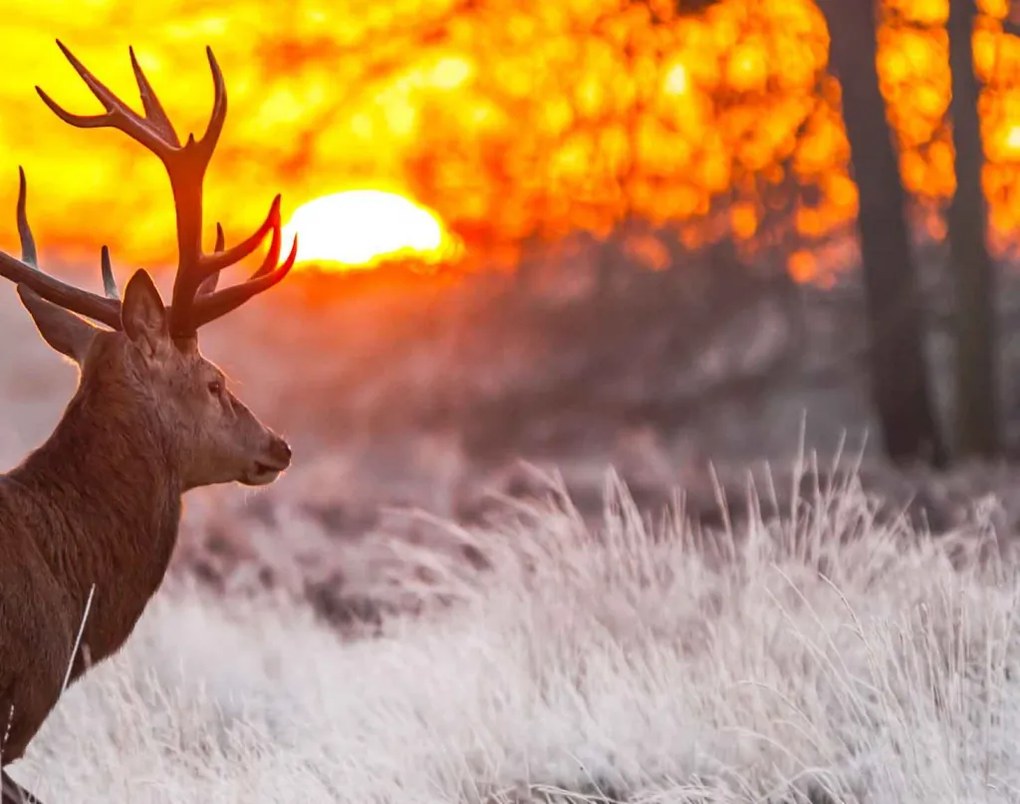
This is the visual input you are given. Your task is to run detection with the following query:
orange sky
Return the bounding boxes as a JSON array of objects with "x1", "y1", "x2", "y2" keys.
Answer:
[{"x1": 0, "y1": 0, "x2": 1016, "y2": 280}]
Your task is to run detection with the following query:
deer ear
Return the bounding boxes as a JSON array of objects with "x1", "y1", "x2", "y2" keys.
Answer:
[
  {"x1": 17, "y1": 284, "x2": 99, "y2": 366},
  {"x1": 122, "y1": 270, "x2": 169, "y2": 358}
]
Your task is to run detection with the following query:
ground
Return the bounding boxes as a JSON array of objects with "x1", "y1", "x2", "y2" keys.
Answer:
[
  {"x1": 12, "y1": 472, "x2": 1020, "y2": 803},
  {"x1": 2, "y1": 260, "x2": 1020, "y2": 802}
]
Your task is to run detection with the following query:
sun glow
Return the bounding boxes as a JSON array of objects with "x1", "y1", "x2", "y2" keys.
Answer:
[
  {"x1": 282, "y1": 191, "x2": 454, "y2": 269},
  {"x1": 3, "y1": 1, "x2": 1020, "y2": 282}
]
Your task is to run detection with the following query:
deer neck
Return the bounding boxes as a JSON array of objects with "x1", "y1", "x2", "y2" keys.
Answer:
[{"x1": 10, "y1": 376, "x2": 183, "y2": 659}]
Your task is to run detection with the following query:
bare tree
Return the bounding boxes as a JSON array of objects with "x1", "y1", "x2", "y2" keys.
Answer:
[
  {"x1": 0, "y1": 45, "x2": 295, "y2": 802},
  {"x1": 816, "y1": 0, "x2": 945, "y2": 465},
  {"x1": 947, "y1": 0, "x2": 999, "y2": 457}
]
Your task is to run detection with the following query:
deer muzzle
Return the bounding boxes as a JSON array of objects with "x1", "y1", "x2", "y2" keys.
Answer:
[{"x1": 245, "y1": 434, "x2": 292, "y2": 486}]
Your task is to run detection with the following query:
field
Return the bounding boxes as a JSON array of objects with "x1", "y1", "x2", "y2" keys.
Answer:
[
  {"x1": 8, "y1": 463, "x2": 1020, "y2": 803},
  {"x1": 2, "y1": 266, "x2": 1020, "y2": 802},
  {"x1": 2, "y1": 0, "x2": 1019, "y2": 799}
]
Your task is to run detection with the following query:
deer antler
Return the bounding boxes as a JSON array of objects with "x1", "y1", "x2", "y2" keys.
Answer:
[
  {"x1": 0, "y1": 42, "x2": 297, "y2": 337},
  {"x1": 0, "y1": 166, "x2": 122, "y2": 328}
]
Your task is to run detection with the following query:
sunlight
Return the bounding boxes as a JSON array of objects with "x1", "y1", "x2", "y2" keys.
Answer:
[
  {"x1": 1006, "y1": 124, "x2": 1020, "y2": 153},
  {"x1": 282, "y1": 191, "x2": 453, "y2": 269},
  {"x1": 3, "y1": 0, "x2": 1020, "y2": 273},
  {"x1": 662, "y1": 61, "x2": 690, "y2": 96}
]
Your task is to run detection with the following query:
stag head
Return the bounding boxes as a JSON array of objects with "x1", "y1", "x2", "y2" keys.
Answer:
[{"x1": 0, "y1": 43, "x2": 296, "y2": 490}]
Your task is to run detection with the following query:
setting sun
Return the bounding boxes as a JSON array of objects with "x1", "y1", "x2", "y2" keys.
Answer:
[
  {"x1": 3, "y1": 0, "x2": 1019, "y2": 277},
  {"x1": 282, "y1": 191, "x2": 453, "y2": 269}
]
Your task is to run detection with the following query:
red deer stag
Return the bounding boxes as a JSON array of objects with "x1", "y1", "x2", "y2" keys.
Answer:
[{"x1": 0, "y1": 43, "x2": 296, "y2": 803}]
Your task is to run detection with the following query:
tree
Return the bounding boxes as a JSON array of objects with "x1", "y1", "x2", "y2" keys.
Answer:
[
  {"x1": 816, "y1": 0, "x2": 946, "y2": 465},
  {"x1": 947, "y1": 0, "x2": 999, "y2": 457}
]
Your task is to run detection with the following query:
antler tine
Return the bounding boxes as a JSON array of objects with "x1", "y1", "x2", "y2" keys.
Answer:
[
  {"x1": 128, "y1": 47, "x2": 179, "y2": 145},
  {"x1": 251, "y1": 217, "x2": 282, "y2": 279},
  {"x1": 190, "y1": 235, "x2": 298, "y2": 328},
  {"x1": 0, "y1": 170, "x2": 121, "y2": 329},
  {"x1": 195, "y1": 223, "x2": 226, "y2": 297},
  {"x1": 36, "y1": 41, "x2": 173, "y2": 158},
  {"x1": 195, "y1": 47, "x2": 227, "y2": 159},
  {"x1": 161, "y1": 48, "x2": 233, "y2": 336},
  {"x1": 0, "y1": 251, "x2": 121, "y2": 328},
  {"x1": 167, "y1": 196, "x2": 278, "y2": 337},
  {"x1": 169, "y1": 200, "x2": 282, "y2": 336},
  {"x1": 200, "y1": 195, "x2": 280, "y2": 275},
  {"x1": 17, "y1": 167, "x2": 37, "y2": 268},
  {"x1": 100, "y1": 245, "x2": 119, "y2": 299},
  {"x1": 167, "y1": 197, "x2": 279, "y2": 336}
]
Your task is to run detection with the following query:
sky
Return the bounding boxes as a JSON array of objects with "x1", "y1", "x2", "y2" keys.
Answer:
[{"x1": 0, "y1": 0, "x2": 1016, "y2": 279}]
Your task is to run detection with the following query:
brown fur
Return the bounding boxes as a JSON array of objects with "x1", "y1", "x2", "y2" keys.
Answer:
[{"x1": 0, "y1": 273, "x2": 290, "y2": 776}]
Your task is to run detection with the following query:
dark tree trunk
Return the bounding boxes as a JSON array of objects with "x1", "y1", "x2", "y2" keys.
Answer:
[
  {"x1": 817, "y1": 0, "x2": 945, "y2": 465},
  {"x1": 947, "y1": 0, "x2": 999, "y2": 457}
]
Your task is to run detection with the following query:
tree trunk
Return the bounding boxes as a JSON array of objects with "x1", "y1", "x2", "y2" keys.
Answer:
[
  {"x1": 947, "y1": 0, "x2": 999, "y2": 457},
  {"x1": 817, "y1": 0, "x2": 946, "y2": 465}
]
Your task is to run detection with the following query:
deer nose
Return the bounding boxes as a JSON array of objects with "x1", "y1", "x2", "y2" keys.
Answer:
[{"x1": 267, "y1": 436, "x2": 292, "y2": 469}]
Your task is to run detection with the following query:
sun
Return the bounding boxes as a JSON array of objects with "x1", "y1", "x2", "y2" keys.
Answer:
[{"x1": 281, "y1": 190, "x2": 454, "y2": 269}]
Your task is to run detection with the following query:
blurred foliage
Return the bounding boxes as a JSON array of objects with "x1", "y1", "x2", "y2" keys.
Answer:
[{"x1": 0, "y1": 0, "x2": 1015, "y2": 279}]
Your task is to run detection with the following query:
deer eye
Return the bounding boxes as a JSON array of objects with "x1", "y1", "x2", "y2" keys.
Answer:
[{"x1": 207, "y1": 379, "x2": 223, "y2": 396}]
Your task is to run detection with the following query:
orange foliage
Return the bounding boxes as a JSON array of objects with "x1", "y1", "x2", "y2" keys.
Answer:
[{"x1": 0, "y1": 0, "x2": 1015, "y2": 279}]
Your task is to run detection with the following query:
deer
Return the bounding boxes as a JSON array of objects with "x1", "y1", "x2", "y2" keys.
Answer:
[{"x1": 0, "y1": 42, "x2": 298, "y2": 803}]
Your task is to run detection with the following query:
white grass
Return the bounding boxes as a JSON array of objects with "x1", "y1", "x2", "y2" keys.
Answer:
[{"x1": 5, "y1": 465, "x2": 1019, "y2": 803}]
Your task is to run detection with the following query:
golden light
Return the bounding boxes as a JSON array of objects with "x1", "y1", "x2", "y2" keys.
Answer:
[
  {"x1": 1006, "y1": 124, "x2": 1020, "y2": 153},
  {"x1": 663, "y1": 62, "x2": 691, "y2": 96},
  {"x1": 0, "y1": 0, "x2": 1016, "y2": 285},
  {"x1": 282, "y1": 190, "x2": 455, "y2": 269}
]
